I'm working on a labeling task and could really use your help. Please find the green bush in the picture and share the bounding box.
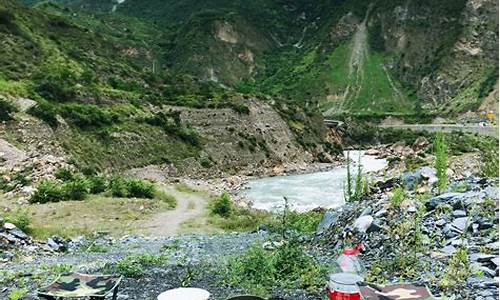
[109,177,156,199]
[55,168,74,181]
[27,100,59,128]
[87,175,108,194]
[225,241,326,295]
[31,180,66,203]
[482,139,499,178]
[0,98,17,121]
[31,178,90,203]
[62,177,89,201]
[390,187,405,208]
[434,132,448,193]
[210,192,233,217]
[117,254,165,278]
[145,112,201,147]
[127,179,156,199]
[60,104,116,129]
[5,209,31,232]
[34,66,78,102]
[110,177,129,198]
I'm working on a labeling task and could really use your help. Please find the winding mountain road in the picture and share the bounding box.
[379,124,498,137]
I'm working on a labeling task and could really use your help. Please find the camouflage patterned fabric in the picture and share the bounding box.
[38,273,122,298]
[358,282,438,300]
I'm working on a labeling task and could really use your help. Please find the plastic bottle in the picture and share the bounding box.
[335,243,366,277]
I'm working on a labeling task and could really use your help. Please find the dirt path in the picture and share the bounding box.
[139,185,210,237]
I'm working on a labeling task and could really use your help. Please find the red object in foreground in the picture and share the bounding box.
[328,290,361,300]
[328,273,363,300]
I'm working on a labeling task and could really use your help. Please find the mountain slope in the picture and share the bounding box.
[1,0,336,176]
[36,0,497,118]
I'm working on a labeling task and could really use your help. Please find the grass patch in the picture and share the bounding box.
[208,193,323,234]
[117,254,165,278]
[23,194,176,239]
[439,247,471,290]
[4,208,31,232]
[223,241,326,296]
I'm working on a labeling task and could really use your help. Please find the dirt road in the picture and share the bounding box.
[139,185,210,237]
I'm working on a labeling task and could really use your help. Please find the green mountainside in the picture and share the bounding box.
[0,0,498,173]
[0,0,334,175]
[16,0,499,118]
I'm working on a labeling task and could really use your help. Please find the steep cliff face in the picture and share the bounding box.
[370,0,498,114]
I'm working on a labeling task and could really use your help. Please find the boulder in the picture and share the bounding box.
[316,210,341,235]
[452,217,471,232]
[453,210,467,218]
[353,215,374,233]
[3,223,16,230]
[9,228,28,240]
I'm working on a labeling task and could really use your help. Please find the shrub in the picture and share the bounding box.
[62,177,89,201]
[110,177,129,198]
[109,177,157,199]
[27,100,59,128]
[31,180,66,204]
[55,168,74,181]
[434,131,448,193]
[210,192,233,217]
[31,178,89,203]
[482,139,499,178]
[117,254,165,278]
[0,98,17,121]
[225,241,326,295]
[390,187,405,208]
[60,104,116,129]
[440,247,470,290]
[126,179,156,199]
[34,65,78,102]
[8,288,27,300]
[87,175,108,194]
[5,209,31,232]
[145,112,201,147]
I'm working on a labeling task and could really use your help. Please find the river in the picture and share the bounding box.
[243,151,388,212]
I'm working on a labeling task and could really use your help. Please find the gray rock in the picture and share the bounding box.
[426,192,463,210]
[402,171,421,190]
[419,167,438,185]
[483,186,499,200]
[485,242,499,251]
[491,256,499,266]
[374,209,387,218]
[470,253,496,263]
[360,207,372,216]
[453,210,467,218]
[481,266,497,278]
[452,217,471,232]
[316,210,340,235]
[449,238,468,247]
[435,219,447,227]
[467,277,499,288]
[47,236,68,252]
[353,215,374,233]
[0,233,17,243]
[441,245,457,255]
[3,222,16,230]
[9,228,28,240]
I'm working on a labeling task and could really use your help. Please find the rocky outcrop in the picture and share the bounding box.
[172,99,316,177]
[317,176,499,299]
